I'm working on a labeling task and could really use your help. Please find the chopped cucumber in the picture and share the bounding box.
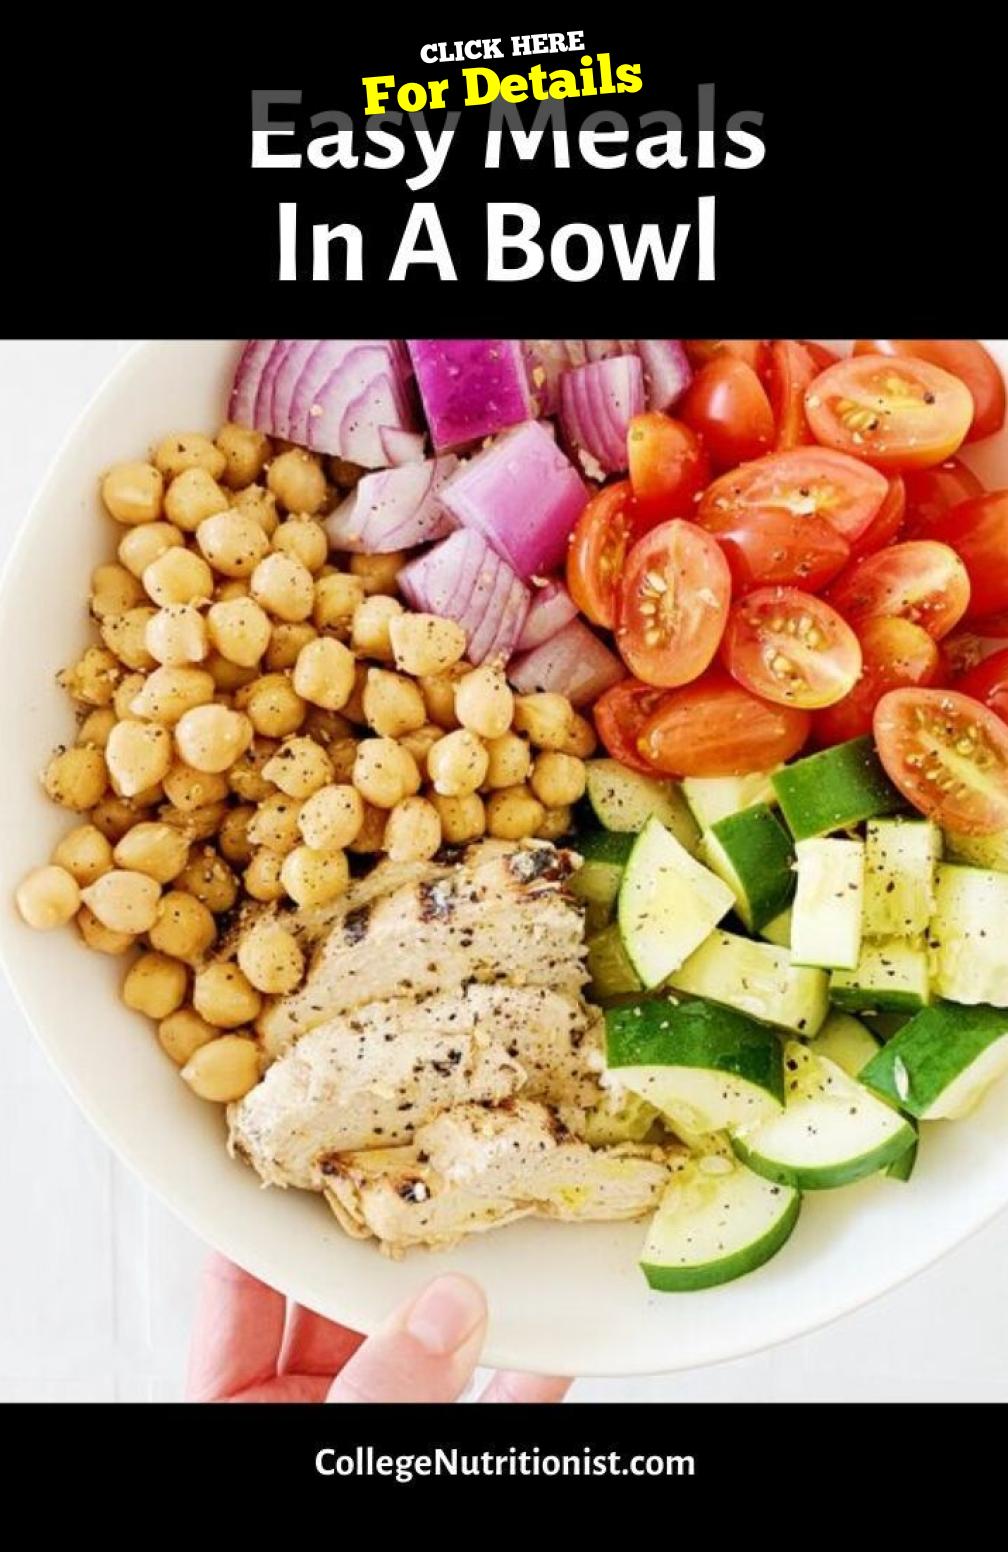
[944,828,1008,873]
[772,736,903,841]
[863,1010,914,1041]
[760,908,792,948]
[700,803,796,932]
[830,937,931,1012]
[929,862,1008,1007]
[641,1156,800,1291]
[586,923,643,1001]
[582,1089,659,1147]
[860,1000,1008,1120]
[605,997,784,1135]
[791,836,865,971]
[863,818,941,938]
[682,769,779,828]
[666,928,830,1037]
[731,1040,916,1189]
[618,817,734,989]
[570,830,634,927]
[808,1010,881,1077]
[886,1131,919,1182]
[585,759,700,850]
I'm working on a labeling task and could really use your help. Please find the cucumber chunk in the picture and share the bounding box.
[772,736,903,841]
[929,862,1008,1006]
[860,1000,1008,1119]
[944,828,1008,873]
[791,836,865,971]
[618,817,734,988]
[886,1131,919,1181]
[641,1155,800,1291]
[864,818,941,938]
[731,1040,916,1189]
[586,759,700,849]
[700,803,796,932]
[808,1010,881,1076]
[587,923,643,1000]
[570,830,634,926]
[605,997,785,1135]
[582,1089,660,1147]
[682,770,780,828]
[830,937,931,1012]
[760,908,792,948]
[667,929,830,1036]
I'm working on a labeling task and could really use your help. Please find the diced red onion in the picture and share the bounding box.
[398,530,530,666]
[516,580,579,652]
[508,619,626,707]
[325,457,457,554]
[439,421,587,580]
[230,341,277,429]
[635,339,693,412]
[522,339,690,415]
[560,356,644,477]
[407,340,532,451]
[379,426,426,465]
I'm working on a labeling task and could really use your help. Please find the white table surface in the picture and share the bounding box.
[1,338,1006,1404]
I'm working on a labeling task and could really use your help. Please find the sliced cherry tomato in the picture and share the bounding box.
[854,340,1005,442]
[626,413,710,523]
[720,586,862,709]
[593,678,672,774]
[698,447,888,545]
[814,617,944,746]
[905,491,1008,618]
[943,628,1008,678]
[956,648,1008,725]
[848,476,905,559]
[679,358,775,469]
[874,687,1008,834]
[766,340,819,450]
[805,354,974,472]
[800,340,841,372]
[684,340,768,374]
[825,540,970,640]
[902,458,985,536]
[566,480,646,630]
[615,520,731,688]
[696,505,849,594]
[636,669,811,777]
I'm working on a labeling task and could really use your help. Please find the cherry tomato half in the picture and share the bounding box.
[874,687,1008,835]
[825,540,970,640]
[679,357,775,469]
[615,520,731,688]
[854,340,1006,443]
[848,476,905,559]
[636,669,811,777]
[766,340,819,450]
[698,447,888,546]
[721,587,862,709]
[943,628,1008,678]
[593,678,673,774]
[814,617,944,746]
[696,505,850,594]
[800,341,841,372]
[902,458,985,536]
[566,480,646,630]
[954,649,1008,725]
[906,491,1008,619]
[684,340,768,374]
[805,354,975,472]
[626,413,710,523]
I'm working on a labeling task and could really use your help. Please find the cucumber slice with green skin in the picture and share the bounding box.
[772,736,903,841]
[587,923,643,1000]
[864,1011,914,1041]
[929,863,1008,1007]
[682,770,780,828]
[605,997,785,1134]
[582,1089,660,1147]
[944,828,1008,873]
[731,1041,916,1189]
[860,1000,1008,1119]
[700,803,796,932]
[886,1131,919,1181]
[641,1156,800,1291]
[830,937,931,1012]
[808,1010,880,1077]
[864,819,941,939]
[586,759,700,850]
[791,836,865,971]
[667,929,830,1037]
[760,908,792,948]
[570,830,634,924]
[618,817,734,989]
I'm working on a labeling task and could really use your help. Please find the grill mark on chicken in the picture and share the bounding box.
[343,905,371,946]
[418,878,457,923]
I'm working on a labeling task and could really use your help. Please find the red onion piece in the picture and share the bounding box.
[380,426,426,465]
[508,619,626,707]
[325,457,457,554]
[635,339,693,412]
[439,421,587,580]
[398,530,530,666]
[523,339,690,415]
[230,340,277,429]
[408,340,532,451]
[516,580,579,652]
[560,356,644,477]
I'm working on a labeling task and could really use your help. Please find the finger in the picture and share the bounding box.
[327,1274,487,1404]
[279,1304,365,1377]
[186,1253,286,1402]
[222,1374,334,1403]
[477,1370,572,1404]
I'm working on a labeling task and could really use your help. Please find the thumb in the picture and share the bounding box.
[327,1274,487,1403]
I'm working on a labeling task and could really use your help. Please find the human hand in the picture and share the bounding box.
[187,1253,571,1403]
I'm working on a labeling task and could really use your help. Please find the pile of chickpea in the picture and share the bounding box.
[15,423,595,1108]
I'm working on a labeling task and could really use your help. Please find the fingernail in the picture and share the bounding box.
[405,1275,486,1356]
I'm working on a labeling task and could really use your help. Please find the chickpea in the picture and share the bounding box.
[43,746,108,811]
[122,952,188,1019]
[112,821,190,884]
[484,731,532,790]
[160,801,227,843]
[347,802,387,854]
[237,921,305,995]
[58,646,121,707]
[383,796,442,863]
[267,448,327,515]
[243,847,286,902]
[154,432,227,482]
[231,483,279,537]
[280,845,350,908]
[298,783,363,851]
[530,751,587,808]
[326,736,361,783]
[352,738,420,809]
[555,711,597,759]
[129,781,166,810]
[427,730,489,798]
[52,824,114,886]
[430,791,486,845]
[81,869,161,933]
[130,665,215,725]
[536,805,573,841]
[292,635,355,711]
[174,704,253,774]
[164,467,229,532]
[247,792,303,854]
[241,674,306,738]
[181,1034,261,1102]
[77,707,117,749]
[89,793,145,843]
[228,739,279,802]
[113,672,147,721]
[192,962,261,1029]
[349,551,406,596]
[351,595,402,661]
[142,547,214,609]
[77,904,134,955]
[419,664,469,730]
[362,669,426,739]
[398,722,442,778]
[486,785,546,840]
[100,608,157,671]
[16,865,81,929]
[101,461,164,525]
[158,1007,216,1067]
[388,612,466,678]
[513,692,576,751]
[455,664,514,741]
[145,604,209,667]
[162,761,229,814]
[216,423,271,490]
[250,552,314,623]
[118,521,184,578]
[149,890,217,962]
[214,577,250,602]
[342,663,370,725]
[195,509,270,579]
[205,653,258,693]
[176,848,238,915]
[262,736,334,800]
[205,597,271,667]
[313,572,365,636]
[218,805,256,867]
[264,621,317,672]
[90,563,143,619]
[273,517,328,573]
[104,720,172,798]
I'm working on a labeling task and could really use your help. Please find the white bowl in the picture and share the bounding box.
[3,338,1008,1379]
